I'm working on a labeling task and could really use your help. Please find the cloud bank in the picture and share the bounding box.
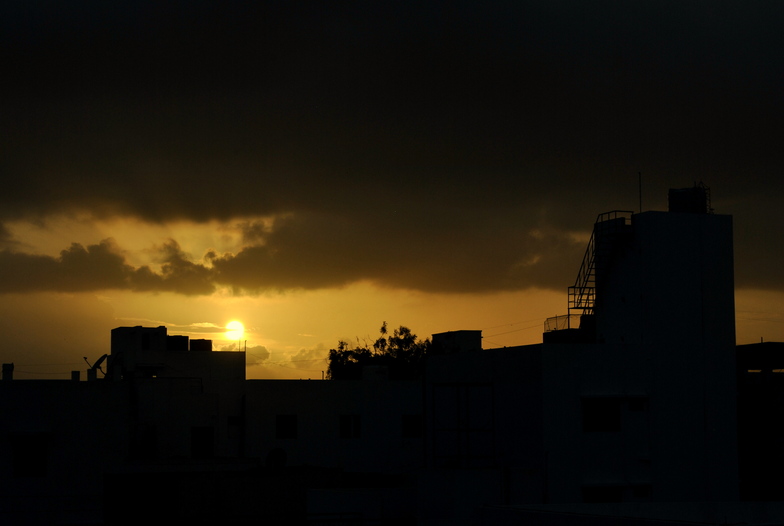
[2,1,782,295]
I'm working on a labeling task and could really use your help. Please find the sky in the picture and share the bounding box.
[2,1,783,379]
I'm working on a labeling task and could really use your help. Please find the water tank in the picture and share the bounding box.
[431,330,482,354]
[166,335,189,351]
[190,339,213,352]
[668,185,710,214]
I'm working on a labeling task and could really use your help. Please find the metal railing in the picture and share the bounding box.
[544,314,581,332]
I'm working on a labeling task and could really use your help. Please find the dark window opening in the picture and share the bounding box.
[339,414,361,439]
[276,414,297,439]
[582,397,621,432]
[432,383,495,468]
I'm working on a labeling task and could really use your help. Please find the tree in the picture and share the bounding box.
[327,321,430,380]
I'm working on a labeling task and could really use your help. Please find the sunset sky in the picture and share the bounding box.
[2,1,783,379]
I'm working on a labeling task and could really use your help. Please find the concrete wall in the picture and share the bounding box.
[0,380,129,524]
[244,375,423,473]
[595,211,735,351]
[419,345,546,523]
[590,211,738,502]
[542,341,739,503]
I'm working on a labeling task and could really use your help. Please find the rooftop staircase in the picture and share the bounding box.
[568,210,634,318]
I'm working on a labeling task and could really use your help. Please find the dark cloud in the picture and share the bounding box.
[0,239,215,295]
[1,1,782,293]
[246,345,271,365]
[0,220,583,294]
[144,240,216,295]
[0,240,129,293]
[212,210,586,293]
[0,224,18,249]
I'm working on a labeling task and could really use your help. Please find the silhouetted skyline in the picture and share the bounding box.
[1,2,783,377]
[0,204,770,524]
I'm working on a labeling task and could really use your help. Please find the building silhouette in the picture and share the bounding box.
[420,185,740,523]
[736,341,784,502]
[2,185,783,525]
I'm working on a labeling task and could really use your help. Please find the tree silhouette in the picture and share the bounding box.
[327,322,430,380]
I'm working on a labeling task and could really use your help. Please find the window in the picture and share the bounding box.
[339,414,361,439]
[582,397,621,432]
[432,383,495,468]
[276,414,297,439]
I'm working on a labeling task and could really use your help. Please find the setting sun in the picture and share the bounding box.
[225,320,245,341]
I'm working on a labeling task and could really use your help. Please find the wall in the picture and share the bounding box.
[591,211,738,502]
[244,375,423,474]
[0,380,129,524]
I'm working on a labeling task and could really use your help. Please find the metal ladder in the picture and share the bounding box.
[568,210,634,318]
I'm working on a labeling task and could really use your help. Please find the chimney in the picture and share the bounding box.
[2,363,14,381]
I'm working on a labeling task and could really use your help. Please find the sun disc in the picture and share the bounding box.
[225,320,244,340]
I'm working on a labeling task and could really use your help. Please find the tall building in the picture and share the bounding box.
[548,184,737,503]
[422,185,739,521]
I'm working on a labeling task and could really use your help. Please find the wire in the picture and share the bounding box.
[13,370,74,377]
[479,317,545,331]
[260,357,327,367]
[483,323,544,338]
[14,362,83,367]
[261,361,324,371]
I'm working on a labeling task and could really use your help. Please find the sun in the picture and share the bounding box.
[225,320,245,341]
